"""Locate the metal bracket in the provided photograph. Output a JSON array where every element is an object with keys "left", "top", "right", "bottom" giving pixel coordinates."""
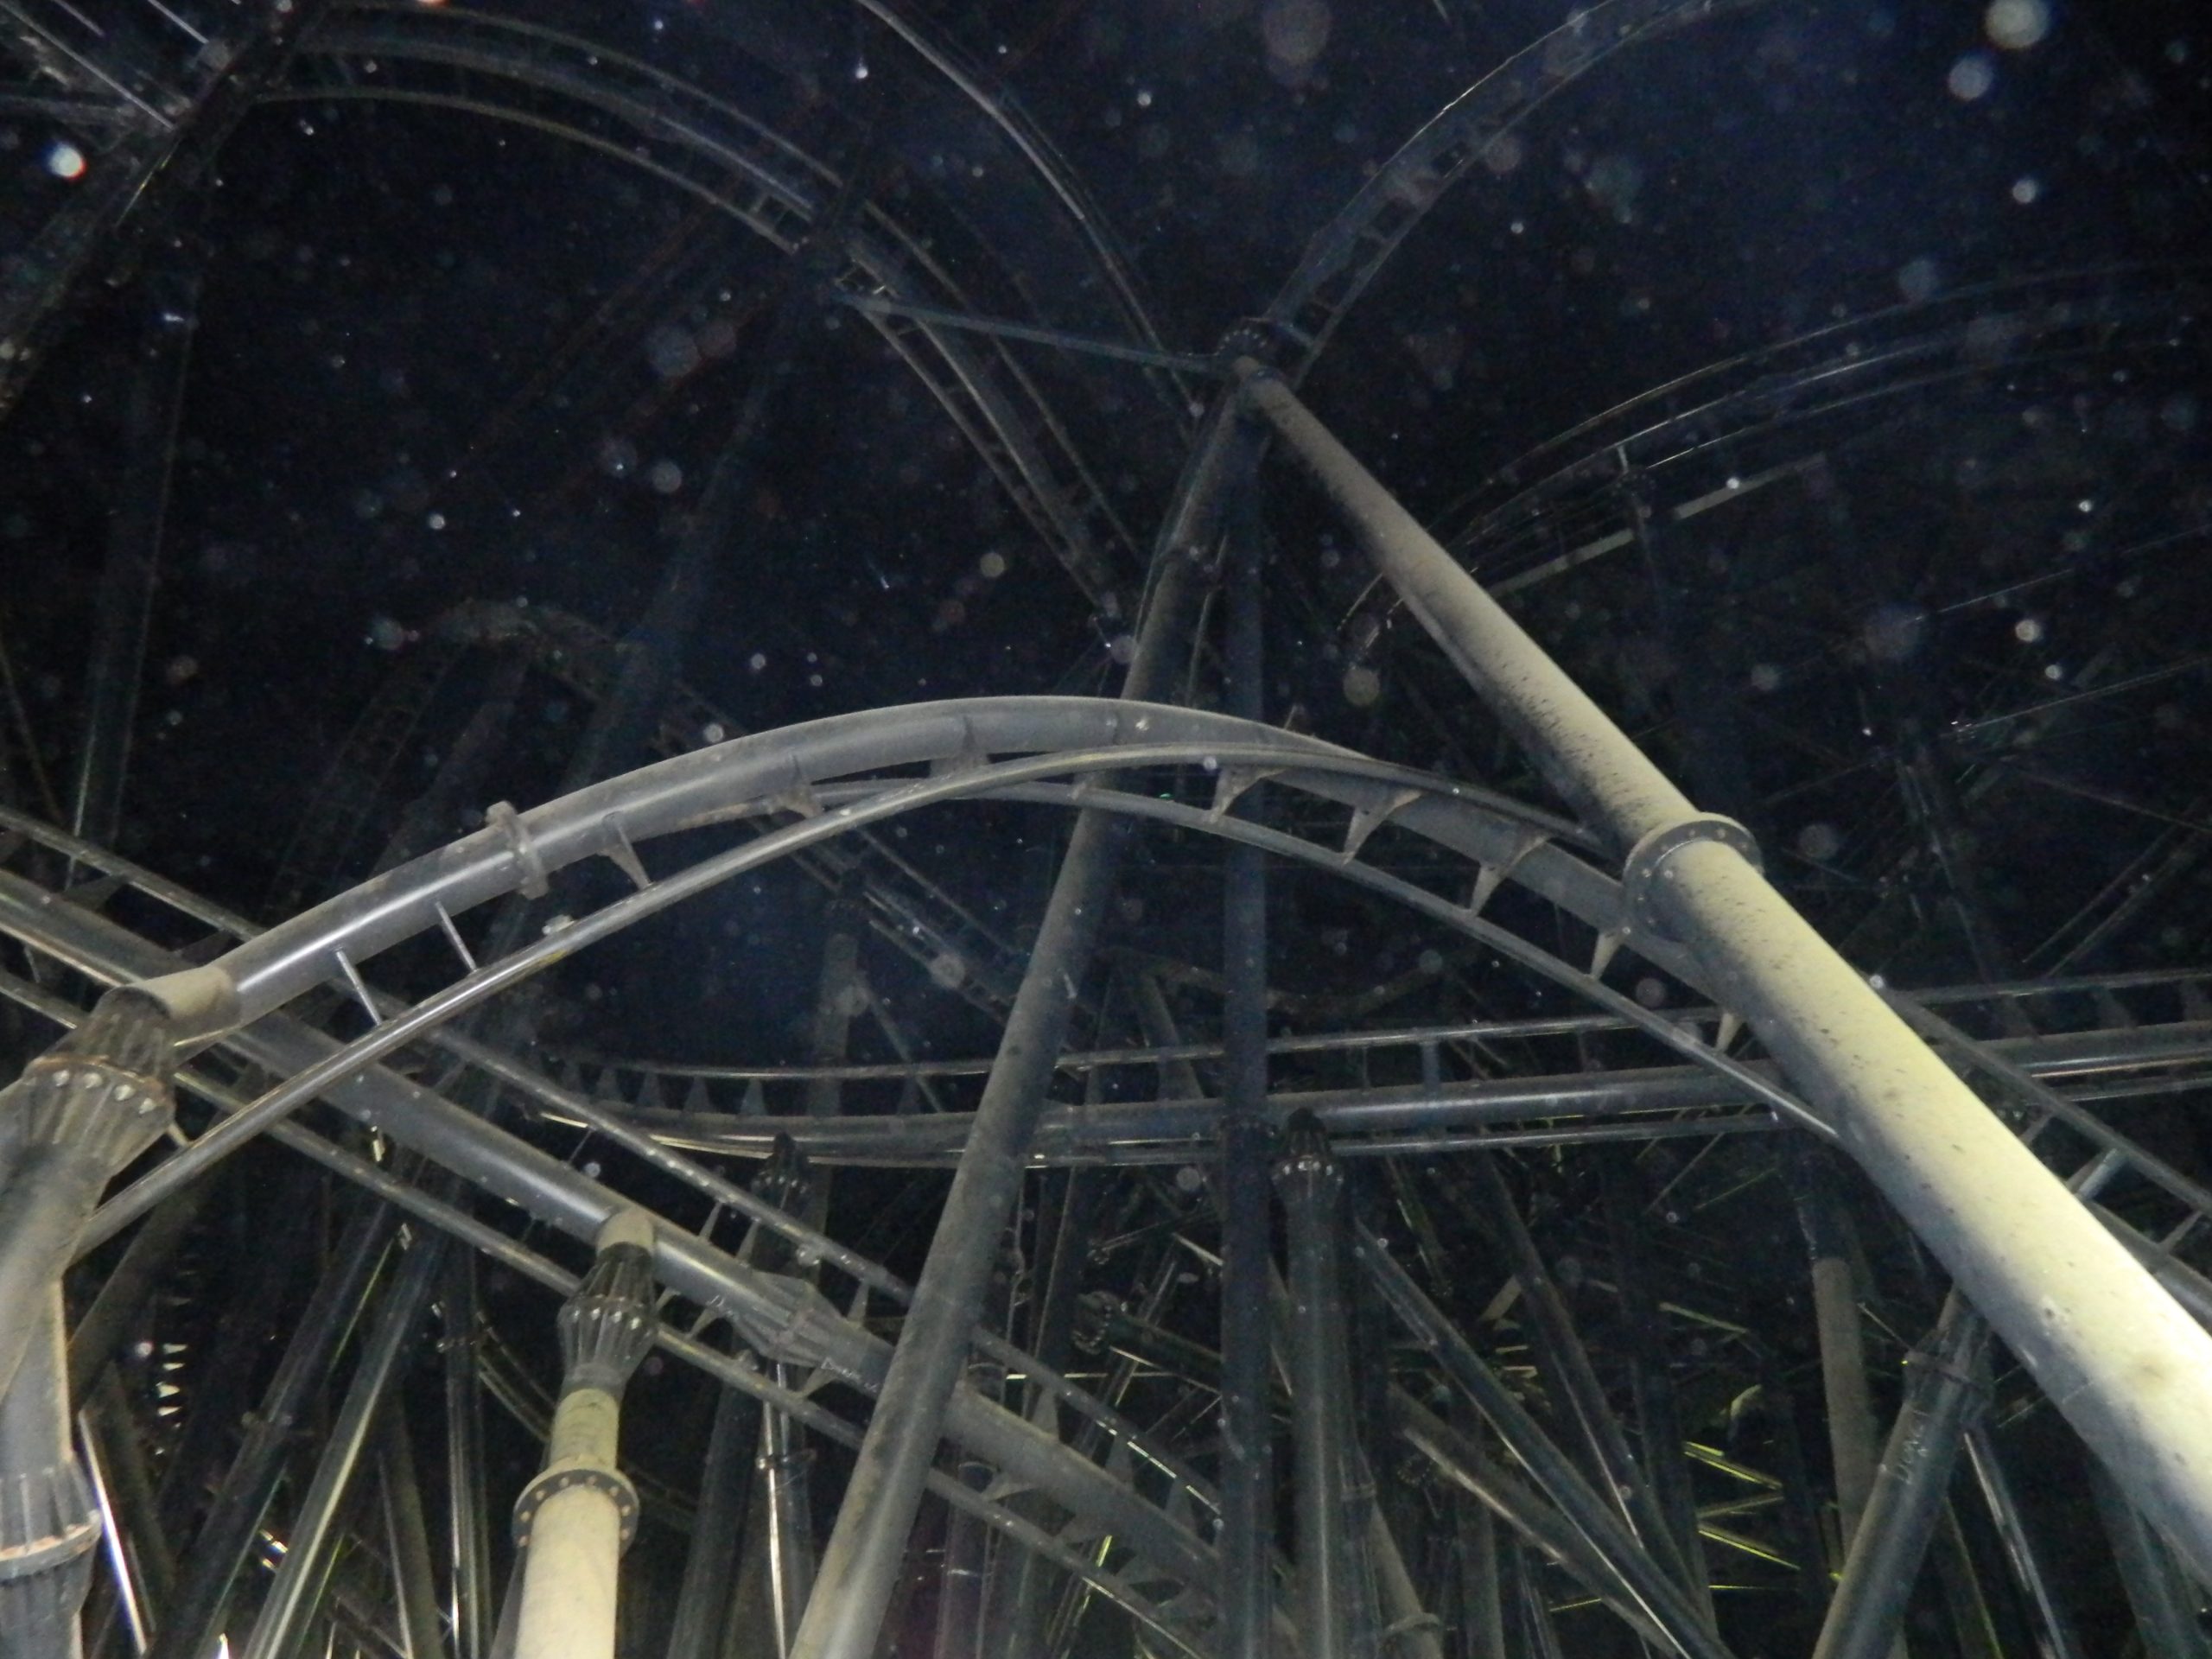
[
  {"left": 1621, "top": 814, "right": 1760, "bottom": 942},
  {"left": 486, "top": 801, "right": 550, "bottom": 899}
]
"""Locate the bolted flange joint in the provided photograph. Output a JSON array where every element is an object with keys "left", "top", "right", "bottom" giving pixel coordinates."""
[
  {"left": 512, "top": 1462, "right": 640, "bottom": 1554},
  {"left": 1620, "top": 814, "right": 1762, "bottom": 944}
]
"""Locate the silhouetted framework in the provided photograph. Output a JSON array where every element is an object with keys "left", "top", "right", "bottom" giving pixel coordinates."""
[{"left": 5, "top": 2, "right": 2212, "bottom": 1659}]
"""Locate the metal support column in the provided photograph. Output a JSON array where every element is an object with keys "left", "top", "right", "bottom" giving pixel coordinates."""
[
  {"left": 508, "top": 1211, "right": 657, "bottom": 1659},
  {"left": 382, "top": 1404, "right": 448, "bottom": 1659},
  {"left": 239, "top": 1230, "right": 449, "bottom": 1659},
  {"left": 444, "top": 1252, "right": 493, "bottom": 1659},
  {"left": 1811, "top": 1300, "right": 1989, "bottom": 1659},
  {"left": 665, "top": 1338, "right": 759, "bottom": 1659},
  {"left": 144, "top": 1191, "right": 385, "bottom": 1659},
  {"left": 1219, "top": 429, "right": 1276, "bottom": 1659},
  {"left": 1787, "top": 1152, "right": 1884, "bottom": 1559},
  {"left": 69, "top": 270, "right": 196, "bottom": 853},
  {"left": 0, "top": 990, "right": 179, "bottom": 1406},
  {"left": 1236, "top": 359, "right": 2212, "bottom": 1584},
  {"left": 1276, "top": 1113, "right": 1357, "bottom": 1659},
  {"left": 788, "top": 406, "right": 1234, "bottom": 1659},
  {"left": 0, "top": 1289, "right": 100, "bottom": 1658}
]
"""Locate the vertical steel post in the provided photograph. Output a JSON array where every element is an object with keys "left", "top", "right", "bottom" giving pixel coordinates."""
[
  {"left": 382, "top": 1405, "right": 447, "bottom": 1659},
  {"left": 1277, "top": 1115, "right": 1356, "bottom": 1659},
  {"left": 1236, "top": 359, "right": 2212, "bottom": 1584},
  {"left": 1787, "top": 1153, "right": 1884, "bottom": 1555},
  {"left": 240, "top": 1231, "right": 449, "bottom": 1659},
  {"left": 1219, "top": 429, "right": 1276, "bottom": 1659},
  {"left": 0, "top": 1290, "right": 100, "bottom": 1658},
  {"left": 1452, "top": 1421, "right": 1507, "bottom": 1659},
  {"left": 509, "top": 1211, "right": 657, "bottom": 1659},
  {"left": 443, "top": 1253, "right": 493, "bottom": 1659},
  {"left": 665, "top": 1346, "right": 758, "bottom": 1659},
  {"left": 1811, "top": 1300, "right": 1989, "bottom": 1659},
  {"left": 789, "top": 406, "right": 1235, "bottom": 1659},
  {"left": 147, "top": 1198, "right": 397, "bottom": 1659},
  {"left": 2091, "top": 1459, "right": 2212, "bottom": 1659},
  {"left": 70, "top": 270, "right": 196, "bottom": 854}
]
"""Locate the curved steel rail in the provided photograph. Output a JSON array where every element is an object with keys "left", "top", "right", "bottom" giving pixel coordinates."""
[
  {"left": 264, "top": 598, "right": 1031, "bottom": 1013},
  {"left": 1264, "top": 0, "right": 1769, "bottom": 377},
  {"left": 283, "top": 5, "right": 1143, "bottom": 606}
]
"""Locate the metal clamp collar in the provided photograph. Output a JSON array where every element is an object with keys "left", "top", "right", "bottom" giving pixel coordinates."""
[
  {"left": 486, "top": 801, "right": 550, "bottom": 899},
  {"left": 1621, "top": 814, "right": 1760, "bottom": 942},
  {"left": 512, "top": 1463, "right": 640, "bottom": 1553}
]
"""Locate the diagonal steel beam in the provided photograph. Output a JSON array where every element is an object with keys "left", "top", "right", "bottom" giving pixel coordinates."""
[{"left": 1237, "top": 357, "right": 2212, "bottom": 1586}]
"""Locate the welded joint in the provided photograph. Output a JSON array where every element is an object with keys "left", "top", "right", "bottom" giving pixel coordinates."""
[
  {"left": 486, "top": 801, "right": 550, "bottom": 899},
  {"left": 1622, "top": 814, "right": 1761, "bottom": 942}
]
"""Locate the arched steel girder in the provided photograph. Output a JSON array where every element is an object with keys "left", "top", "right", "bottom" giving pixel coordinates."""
[
  {"left": 132, "top": 696, "right": 1605, "bottom": 1033},
  {"left": 276, "top": 5, "right": 1145, "bottom": 607},
  {"left": 842, "top": 0, "right": 1192, "bottom": 409},
  {"left": 1263, "top": 0, "right": 1770, "bottom": 377},
  {"left": 15, "top": 709, "right": 2212, "bottom": 1653},
  {"left": 0, "top": 962, "right": 1227, "bottom": 1659},
  {"left": 1440, "top": 265, "right": 2212, "bottom": 572},
  {"left": 266, "top": 597, "right": 1033, "bottom": 1014},
  {"left": 0, "top": 696, "right": 1809, "bottom": 1657}
]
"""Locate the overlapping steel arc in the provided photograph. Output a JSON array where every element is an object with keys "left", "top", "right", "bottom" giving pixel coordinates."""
[
  {"left": 0, "top": 903, "right": 1230, "bottom": 1655},
  {"left": 162, "top": 696, "right": 1600, "bottom": 1028},
  {"left": 1264, "top": 0, "right": 1770, "bottom": 378},
  {"left": 265, "top": 598, "right": 1034, "bottom": 1014},
  {"left": 844, "top": 0, "right": 1191, "bottom": 409},
  {"left": 0, "top": 689, "right": 1780, "bottom": 1657},
  {"left": 1442, "top": 264, "right": 2212, "bottom": 574},
  {"left": 280, "top": 3, "right": 1146, "bottom": 607}
]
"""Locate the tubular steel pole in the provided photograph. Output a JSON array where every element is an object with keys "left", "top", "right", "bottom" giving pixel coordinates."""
[
  {"left": 444, "top": 1252, "right": 494, "bottom": 1659},
  {"left": 2092, "top": 1459, "right": 2212, "bottom": 1659},
  {"left": 788, "top": 407, "right": 1233, "bottom": 1659},
  {"left": 665, "top": 1348, "right": 757, "bottom": 1659},
  {"left": 1357, "top": 1229, "right": 1734, "bottom": 1659},
  {"left": 240, "top": 1231, "right": 449, "bottom": 1659},
  {"left": 1788, "top": 1152, "right": 1885, "bottom": 1553},
  {"left": 1811, "top": 1299, "right": 1989, "bottom": 1659},
  {"left": 1236, "top": 359, "right": 2212, "bottom": 1585},
  {"left": 382, "top": 1405, "right": 447, "bottom": 1659},
  {"left": 1277, "top": 1115, "right": 1357, "bottom": 1659},
  {"left": 1219, "top": 435, "right": 1276, "bottom": 1659}
]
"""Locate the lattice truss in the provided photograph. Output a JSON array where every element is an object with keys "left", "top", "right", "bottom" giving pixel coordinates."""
[{"left": 1, "top": 3, "right": 2210, "bottom": 1659}]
